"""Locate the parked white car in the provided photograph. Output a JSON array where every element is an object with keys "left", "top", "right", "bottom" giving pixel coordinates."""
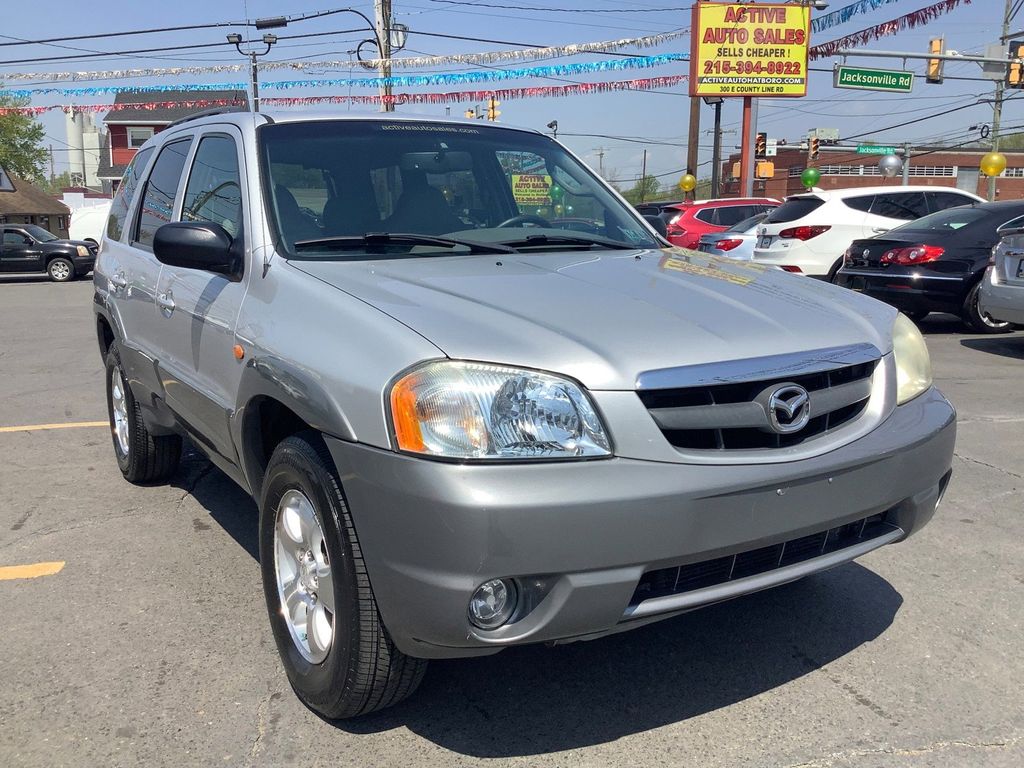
[
  {"left": 69, "top": 202, "right": 112, "bottom": 245},
  {"left": 753, "top": 186, "right": 984, "bottom": 278}
]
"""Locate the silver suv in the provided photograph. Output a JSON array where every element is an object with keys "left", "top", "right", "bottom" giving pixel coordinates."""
[{"left": 94, "top": 111, "right": 955, "bottom": 718}]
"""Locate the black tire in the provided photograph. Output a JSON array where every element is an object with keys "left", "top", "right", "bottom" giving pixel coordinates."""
[
  {"left": 962, "top": 281, "right": 1012, "bottom": 334},
  {"left": 826, "top": 257, "right": 844, "bottom": 283},
  {"left": 105, "top": 344, "right": 182, "bottom": 483},
  {"left": 904, "top": 310, "right": 930, "bottom": 322},
  {"left": 47, "top": 257, "right": 75, "bottom": 282},
  {"left": 259, "top": 433, "right": 426, "bottom": 719}
]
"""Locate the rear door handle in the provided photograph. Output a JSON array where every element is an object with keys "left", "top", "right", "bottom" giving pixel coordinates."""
[
  {"left": 157, "top": 291, "right": 175, "bottom": 315},
  {"left": 109, "top": 272, "right": 127, "bottom": 292}
]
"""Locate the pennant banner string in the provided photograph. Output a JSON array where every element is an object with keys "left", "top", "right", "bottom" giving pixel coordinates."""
[
  {"left": 811, "top": 0, "right": 903, "bottom": 34},
  {"left": 0, "top": 75, "right": 689, "bottom": 116},
  {"left": 810, "top": 0, "right": 970, "bottom": 59},
  {"left": 2, "top": 53, "right": 688, "bottom": 97},
  {"left": 0, "top": 30, "right": 687, "bottom": 83}
]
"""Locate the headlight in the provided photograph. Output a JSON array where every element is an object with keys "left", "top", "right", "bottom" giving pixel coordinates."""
[
  {"left": 892, "top": 313, "right": 932, "bottom": 405},
  {"left": 389, "top": 361, "right": 611, "bottom": 460},
  {"left": 76, "top": 245, "right": 89, "bottom": 257}
]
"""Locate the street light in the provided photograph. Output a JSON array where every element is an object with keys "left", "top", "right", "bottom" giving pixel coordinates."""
[
  {"left": 702, "top": 96, "right": 725, "bottom": 198},
  {"left": 547, "top": 120, "right": 558, "bottom": 138},
  {"left": 228, "top": 17, "right": 287, "bottom": 112}
]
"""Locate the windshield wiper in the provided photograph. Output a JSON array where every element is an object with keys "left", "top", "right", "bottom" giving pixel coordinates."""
[
  {"left": 494, "top": 233, "right": 637, "bottom": 250},
  {"left": 293, "top": 232, "right": 514, "bottom": 254}
]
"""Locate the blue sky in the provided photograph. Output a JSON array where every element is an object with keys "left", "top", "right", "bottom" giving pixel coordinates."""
[{"left": 0, "top": 0, "right": 1012, "bottom": 187}]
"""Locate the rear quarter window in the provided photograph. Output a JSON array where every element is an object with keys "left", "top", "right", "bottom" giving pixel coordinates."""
[
  {"left": 842, "top": 195, "right": 874, "bottom": 213},
  {"left": 765, "top": 197, "right": 824, "bottom": 223}
]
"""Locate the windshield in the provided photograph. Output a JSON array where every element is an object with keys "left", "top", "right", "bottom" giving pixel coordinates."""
[
  {"left": 23, "top": 224, "right": 58, "bottom": 242},
  {"left": 259, "top": 120, "right": 659, "bottom": 259},
  {"left": 765, "top": 197, "right": 824, "bottom": 224},
  {"left": 889, "top": 205, "right": 987, "bottom": 234}
]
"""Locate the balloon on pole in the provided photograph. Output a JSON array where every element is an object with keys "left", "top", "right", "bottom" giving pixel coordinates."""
[
  {"left": 980, "top": 152, "right": 1007, "bottom": 177},
  {"left": 800, "top": 167, "right": 821, "bottom": 189},
  {"left": 678, "top": 174, "right": 697, "bottom": 192},
  {"left": 878, "top": 154, "right": 903, "bottom": 178}
]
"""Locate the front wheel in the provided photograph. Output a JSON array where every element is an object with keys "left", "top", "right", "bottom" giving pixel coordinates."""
[
  {"left": 962, "top": 281, "right": 1012, "bottom": 334},
  {"left": 259, "top": 433, "right": 426, "bottom": 719},
  {"left": 47, "top": 257, "right": 74, "bottom": 282}
]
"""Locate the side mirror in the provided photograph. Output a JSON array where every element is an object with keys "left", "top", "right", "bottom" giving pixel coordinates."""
[
  {"left": 644, "top": 214, "right": 668, "bottom": 238},
  {"left": 153, "top": 222, "right": 237, "bottom": 275}
]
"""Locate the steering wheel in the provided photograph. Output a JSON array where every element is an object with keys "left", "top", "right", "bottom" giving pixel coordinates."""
[{"left": 498, "top": 214, "right": 551, "bottom": 228}]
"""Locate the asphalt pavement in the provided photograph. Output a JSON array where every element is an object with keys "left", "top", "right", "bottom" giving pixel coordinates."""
[{"left": 1, "top": 277, "right": 1022, "bottom": 767}]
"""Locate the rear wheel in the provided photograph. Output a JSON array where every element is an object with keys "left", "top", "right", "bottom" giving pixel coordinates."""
[
  {"left": 826, "top": 257, "right": 844, "bottom": 283},
  {"left": 259, "top": 433, "right": 427, "bottom": 719},
  {"left": 962, "top": 281, "right": 1012, "bottom": 334},
  {"left": 105, "top": 345, "right": 182, "bottom": 483},
  {"left": 47, "top": 257, "right": 74, "bottom": 282}
]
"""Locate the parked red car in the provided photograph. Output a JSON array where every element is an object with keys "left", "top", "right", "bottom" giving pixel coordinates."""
[{"left": 662, "top": 198, "right": 779, "bottom": 250}]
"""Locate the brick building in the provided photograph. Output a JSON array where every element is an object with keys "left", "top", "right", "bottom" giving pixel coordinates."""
[{"left": 722, "top": 147, "right": 1024, "bottom": 200}]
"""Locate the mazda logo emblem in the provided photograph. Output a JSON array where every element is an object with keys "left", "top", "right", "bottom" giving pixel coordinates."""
[{"left": 766, "top": 384, "right": 811, "bottom": 434}]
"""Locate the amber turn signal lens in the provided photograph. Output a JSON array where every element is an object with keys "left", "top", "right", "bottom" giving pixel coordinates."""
[
  {"left": 233, "top": 345, "right": 245, "bottom": 360},
  {"left": 390, "top": 377, "right": 425, "bottom": 453}
]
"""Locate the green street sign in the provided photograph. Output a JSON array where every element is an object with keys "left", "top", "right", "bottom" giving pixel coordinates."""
[
  {"left": 856, "top": 145, "right": 899, "bottom": 155},
  {"left": 834, "top": 65, "right": 914, "bottom": 93}
]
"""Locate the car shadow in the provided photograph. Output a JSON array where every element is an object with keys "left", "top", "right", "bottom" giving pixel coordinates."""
[
  {"left": 171, "top": 447, "right": 259, "bottom": 561},
  {"left": 334, "top": 564, "right": 901, "bottom": 756},
  {"left": 175, "top": 449, "right": 904, "bottom": 757},
  {"left": 915, "top": 313, "right": 967, "bottom": 335},
  {"left": 960, "top": 335, "right": 1024, "bottom": 360}
]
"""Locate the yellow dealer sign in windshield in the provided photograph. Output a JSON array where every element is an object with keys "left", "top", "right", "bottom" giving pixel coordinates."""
[{"left": 690, "top": 3, "right": 810, "bottom": 98}]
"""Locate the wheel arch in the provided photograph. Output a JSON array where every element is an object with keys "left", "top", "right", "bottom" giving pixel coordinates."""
[{"left": 236, "top": 357, "right": 357, "bottom": 498}]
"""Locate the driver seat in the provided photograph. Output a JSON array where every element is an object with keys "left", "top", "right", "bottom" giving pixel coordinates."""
[{"left": 384, "top": 173, "right": 465, "bottom": 235}]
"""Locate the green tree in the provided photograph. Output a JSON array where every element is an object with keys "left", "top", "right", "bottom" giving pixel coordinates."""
[
  {"left": 998, "top": 132, "right": 1024, "bottom": 150},
  {"left": 622, "top": 174, "right": 661, "bottom": 205},
  {"left": 0, "top": 88, "right": 49, "bottom": 180},
  {"left": 38, "top": 171, "right": 72, "bottom": 196}
]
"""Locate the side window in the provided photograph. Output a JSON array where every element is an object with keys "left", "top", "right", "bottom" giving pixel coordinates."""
[
  {"left": 694, "top": 208, "right": 718, "bottom": 224},
  {"left": 4, "top": 229, "right": 28, "bottom": 245},
  {"left": 872, "top": 192, "right": 927, "bottom": 221},
  {"left": 134, "top": 139, "right": 193, "bottom": 249},
  {"left": 106, "top": 146, "right": 154, "bottom": 241},
  {"left": 182, "top": 135, "right": 243, "bottom": 239},
  {"left": 842, "top": 195, "right": 874, "bottom": 213},
  {"left": 928, "top": 191, "right": 974, "bottom": 212},
  {"left": 715, "top": 206, "right": 753, "bottom": 227}
]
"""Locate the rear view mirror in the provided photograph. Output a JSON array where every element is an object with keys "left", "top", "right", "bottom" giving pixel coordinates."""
[
  {"left": 400, "top": 151, "right": 473, "bottom": 174},
  {"left": 153, "top": 222, "right": 237, "bottom": 275},
  {"left": 644, "top": 215, "right": 668, "bottom": 238}
]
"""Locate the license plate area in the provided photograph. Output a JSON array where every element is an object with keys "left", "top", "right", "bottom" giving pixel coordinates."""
[
  {"left": 758, "top": 236, "right": 772, "bottom": 249},
  {"left": 1016, "top": 259, "right": 1024, "bottom": 279}
]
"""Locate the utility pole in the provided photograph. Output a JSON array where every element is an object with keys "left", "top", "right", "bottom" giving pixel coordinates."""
[
  {"left": 707, "top": 98, "right": 724, "bottom": 198},
  {"left": 739, "top": 98, "right": 759, "bottom": 197},
  {"left": 991, "top": 0, "right": 1014, "bottom": 200},
  {"left": 902, "top": 142, "right": 911, "bottom": 186},
  {"left": 596, "top": 147, "right": 606, "bottom": 177},
  {"left": 640, "top": 149, "right": 648, "bottom": 202},
  {"left": 686, "top": 97, "right": 700, "bottom": 200},
  {"left": 375, "top": 0, "right": 394, "bottom": 112},
  {"left": 49, "top": 145, "right": 55, "bottom": 186}
]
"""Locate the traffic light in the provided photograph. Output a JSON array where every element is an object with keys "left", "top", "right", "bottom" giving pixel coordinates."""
[
  {"left": 809, "top": 136, "right": 820, "bottom": 162},
  {"left": 755, "top": 161, "right": 775, "bottom": 179},
  {"left": 927, "top": 37, "right": 944, "bottom": 84},
  {"left": 487, "top": 97, "right": 501, "bottom": 122},
  {"left": 755, "top": 132, "right": 767, "bottom": 159},
  {"left": 1008, "top": 41, "right": 1024, "bottom": 88}
]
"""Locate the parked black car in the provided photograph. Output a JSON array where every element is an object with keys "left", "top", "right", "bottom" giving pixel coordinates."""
[
  {"left": 835, "top": 200, "right": 1024, "bottom": 333},
  {"left": 1, "top": 224, "right": 98, "bottom": 282}
]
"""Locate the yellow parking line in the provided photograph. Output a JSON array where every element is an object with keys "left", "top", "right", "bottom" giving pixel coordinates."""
[
  {"left": 0, "top": 561, "right": 65, "bottom": 580},
  {"left": 0, "top": 421, "right": 108, "bottom": 434}
]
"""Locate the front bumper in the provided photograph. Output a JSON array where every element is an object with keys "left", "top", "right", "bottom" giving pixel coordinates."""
[
  {"left": 73, "top": 255, "right": 96, "bottom": 274},
  {"left": 836, "top": 268, "right": 970, "bottom": 313},
  {"left": 326, "top": 387, "right": 955, "bottom": 659},
  {"left": 979, "top": 276, "right": 1024, "bottom": 324}
]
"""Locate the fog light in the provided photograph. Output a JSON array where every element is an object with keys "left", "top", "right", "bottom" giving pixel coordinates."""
[{"left": 468, "top": 578, "right": 517, "bottom": 629}]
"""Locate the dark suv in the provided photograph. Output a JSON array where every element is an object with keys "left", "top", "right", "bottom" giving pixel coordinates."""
[{"left": 1, "top": 224, "right": 97, "bottom": 281}]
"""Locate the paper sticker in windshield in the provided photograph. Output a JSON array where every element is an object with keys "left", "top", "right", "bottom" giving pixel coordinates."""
[{"left": 511, "top": 174, "right": 552, "bottom": 206}]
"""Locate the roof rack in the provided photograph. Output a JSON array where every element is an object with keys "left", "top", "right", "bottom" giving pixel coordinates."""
[{"left": 166, "top": 106, "right": 249, "bottom": 129}]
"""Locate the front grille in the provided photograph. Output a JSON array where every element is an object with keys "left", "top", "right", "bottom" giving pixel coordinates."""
[
  {"left": 630, "top": 512, "right": 896, "bottom": 607},
  {"left": 638, "top": 358, "right": 877, "bottom": 452}
]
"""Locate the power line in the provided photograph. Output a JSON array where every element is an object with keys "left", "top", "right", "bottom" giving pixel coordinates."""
[{"left": 427, "top": 0, "right": 692, "bottom": 11}]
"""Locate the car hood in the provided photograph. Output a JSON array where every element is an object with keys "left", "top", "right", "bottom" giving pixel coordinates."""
[{"left": 292, "top": 248, "right": 897, "bottom": 390}]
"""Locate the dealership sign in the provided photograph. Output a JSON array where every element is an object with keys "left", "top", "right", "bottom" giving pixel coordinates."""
[
  {"left": 689, "top": 3, "right": 810, "bottom": 98},
  {"left": 510, "top": 174, "right": 552, "bottom": 206}
]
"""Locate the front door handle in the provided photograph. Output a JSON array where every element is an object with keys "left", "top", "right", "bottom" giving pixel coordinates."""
[
  {"left": 871, "top": 227, "right": 889, "bottom": 233},
  {"left": 157, "top": 291, "right": 175, "bottom": 315}
]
